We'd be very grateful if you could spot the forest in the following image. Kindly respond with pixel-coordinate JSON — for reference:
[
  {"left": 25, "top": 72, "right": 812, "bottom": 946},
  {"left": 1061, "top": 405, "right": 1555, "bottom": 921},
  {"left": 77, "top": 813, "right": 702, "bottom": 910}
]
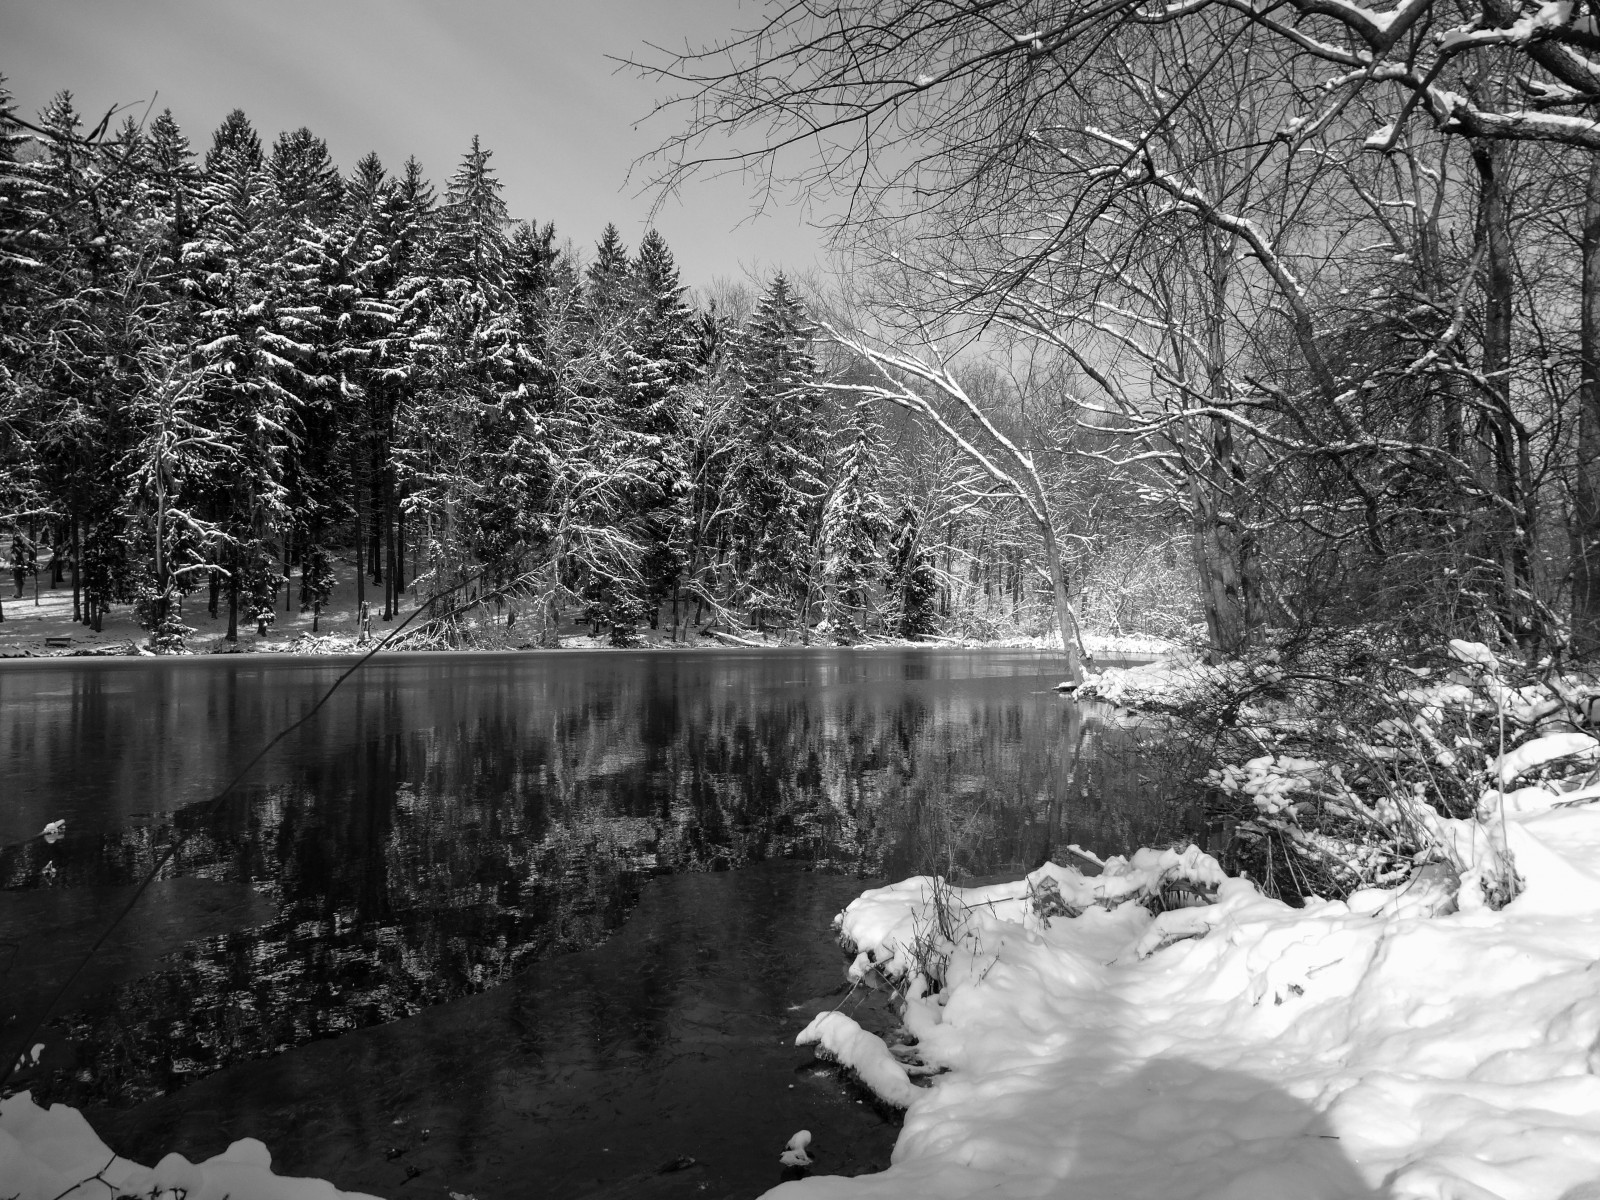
[
  {"left": 619, "top": 0, "right": 1600, "bottom": 903},
  {"left": 6, "top": 0, "right": 1600, "bottom": 678},
  {"left": 631, "top": 0, "right": 1600, "bottom": 675},
  {"left": 0, "top": 76, "right": 1181, "bottom": 656}
]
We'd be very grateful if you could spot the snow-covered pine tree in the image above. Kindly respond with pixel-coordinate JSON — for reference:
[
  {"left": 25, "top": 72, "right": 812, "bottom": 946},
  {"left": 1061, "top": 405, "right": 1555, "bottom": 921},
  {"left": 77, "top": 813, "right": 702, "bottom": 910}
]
[
  {"left": 584, "top": 223, "right": 630, "bottom": 318},
  {"left": 885, "top": 502, "right": 939, "bottom": 639},
  {"left": 409, "top": 136, "right": 542, "bottom": 610},
  {"left": 561, "top": 223, "right": 646, "bottom": 642},
  {"left": 821, "top": 401, "right": 892, "bottom": 643},
  {"left": 726, "top": 273, "right": 826, "bottom": 633},
  {"left": 0, "top": 74, "right": 39, "bottom": 554},
  {"left": 16, "top": 92, "right": 148, "bottom": 630},
  {"left": 142, "top": 110, "right": 200, "bottom": 281},
  {"left": 188, "top": 108, "right": 310, "bottom": 639},
  {"left": 360, "top": 155, "right": 435, "bottom": 615},
  {"left": 266, "top": 127, "right": 345, "bottom": 625},
  {"left": 606, "top": 228, "right": 697, "bottom": 640}
]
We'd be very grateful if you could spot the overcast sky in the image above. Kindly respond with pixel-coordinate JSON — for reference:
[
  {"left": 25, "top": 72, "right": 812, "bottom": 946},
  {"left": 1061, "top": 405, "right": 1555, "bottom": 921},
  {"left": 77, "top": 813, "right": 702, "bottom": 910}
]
[{"left": 0, "top": 0, "right": 828, "bottom": 288}]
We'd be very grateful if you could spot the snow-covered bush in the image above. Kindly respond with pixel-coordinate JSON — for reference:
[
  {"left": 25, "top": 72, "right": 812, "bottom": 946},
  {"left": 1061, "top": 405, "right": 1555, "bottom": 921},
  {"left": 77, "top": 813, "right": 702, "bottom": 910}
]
[{"left": 1096, "top": 629, "right": 1600, "bottom": 908}]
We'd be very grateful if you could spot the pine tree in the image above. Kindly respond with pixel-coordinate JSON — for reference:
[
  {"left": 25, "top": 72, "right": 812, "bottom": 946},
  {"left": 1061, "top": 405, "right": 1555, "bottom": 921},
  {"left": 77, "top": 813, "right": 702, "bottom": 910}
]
[
  {"left": 407, "top": 137, "right": 540, "bottom": 599},
  {"left": 821, "top": 401, "right": 892, "bottom": 642},
  {"left": 594, "top": 228, "right": 698, "bottom": 640},
  {"left": 726, "top": 273, "right": 826, "bottom": 631},
  {"left": 885, "top": 503, "right": 938, "bottom": 639},
  {"left": 584, "top": 222, "right": 630, "bottom": 317},
  {"left": 142, "top": 110, "right": 200, "bottom": 278},
  {"left": 18, "top": 92, "right": 148, "bottom": 629},
  {"left": 267, "top": 126, "right": 345, "bottom": 624},
  {"left": 188, "top": 108, "right": 311, "bottom": 639}
]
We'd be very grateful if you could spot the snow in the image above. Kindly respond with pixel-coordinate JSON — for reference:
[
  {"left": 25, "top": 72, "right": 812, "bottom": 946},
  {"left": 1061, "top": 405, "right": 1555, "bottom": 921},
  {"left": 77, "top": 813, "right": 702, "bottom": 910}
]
[
  {"left": 763, "top": 804, "right": 1600, "bottom": 1199},
  {"left": 0, "top": 560, "right": 1169, "bottom": 659},
  {"left": 1491, "top": 731, "right": 1600, "bottom": 785},
  {"left": 796, "top": 1012, "right": 919, "bottom": 1109},
  {"left": 0, "top": 1092, "right": 382, "bottom": 1200},
  {"left": 781, "top": 1130, "right": 815, "bottom": 1167}
]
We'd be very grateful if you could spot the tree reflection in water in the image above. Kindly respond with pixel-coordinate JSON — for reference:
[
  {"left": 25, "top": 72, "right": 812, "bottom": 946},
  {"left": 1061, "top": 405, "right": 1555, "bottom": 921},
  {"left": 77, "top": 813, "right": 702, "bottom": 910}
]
[{"left": 0, "top": 650, "right": 1190, "bottom": 1109}]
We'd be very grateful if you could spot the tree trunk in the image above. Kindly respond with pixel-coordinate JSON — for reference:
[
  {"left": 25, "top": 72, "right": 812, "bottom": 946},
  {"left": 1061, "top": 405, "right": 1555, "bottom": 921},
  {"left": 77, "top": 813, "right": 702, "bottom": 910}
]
[
  {"left": 384, "top": 469, "right": 397, "bottom": 621},
  {"left": 1575, "top": 154, "right": 1600, "bottom": 658},
  {"left": 1473, "top": 143, "right": 1534, "bottom": 644},
  {"left": 369, "top": 453, "right": 384, "bottom": 585},
  {"left": 1039, "top": 519, "right": 1083, "bottom": 682},
  {"left": 352, "top": 442, "right": 365, "bottom": 611},
  {"left": 71, "top": 519, "right": 81, "bottom": 624},
  {"left": 226, "top": 547, "right": 239, "bottom": 643}
]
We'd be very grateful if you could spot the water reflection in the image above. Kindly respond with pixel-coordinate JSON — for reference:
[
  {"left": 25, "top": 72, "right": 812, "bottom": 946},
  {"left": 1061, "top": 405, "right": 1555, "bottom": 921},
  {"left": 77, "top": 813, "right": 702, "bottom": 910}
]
[{"left": 0, "top": 650, "right": 1186, "bottom": 1112}]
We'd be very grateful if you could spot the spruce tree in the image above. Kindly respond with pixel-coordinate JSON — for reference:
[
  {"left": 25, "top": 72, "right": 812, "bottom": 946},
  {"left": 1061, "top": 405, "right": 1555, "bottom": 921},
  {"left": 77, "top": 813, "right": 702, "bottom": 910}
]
[
  {"left": 726, "top": 273, "right": 825, "bottom": 631},
  {"left": 821, "top": 401, "right": 892, "bottom": 642},
  {"left": 188, "top": 108, "right": 311, "bottom": 638},
  {"left": 885, "top": 503, "right": 939, "bottom": 639}
]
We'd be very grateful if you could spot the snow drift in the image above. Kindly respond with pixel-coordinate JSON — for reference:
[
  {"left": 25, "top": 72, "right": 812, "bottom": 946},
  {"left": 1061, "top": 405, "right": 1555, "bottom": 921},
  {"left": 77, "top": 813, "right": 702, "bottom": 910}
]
[{"left": 772, "top": 802, "right": 1600, "bottom": 1199}]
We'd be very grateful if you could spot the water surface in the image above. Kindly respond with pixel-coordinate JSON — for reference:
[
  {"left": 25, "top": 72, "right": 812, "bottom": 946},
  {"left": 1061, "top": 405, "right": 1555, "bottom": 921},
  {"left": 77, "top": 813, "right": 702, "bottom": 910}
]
[{"left": 0, "top": 648, "right": 1187, "bottom": 1197}]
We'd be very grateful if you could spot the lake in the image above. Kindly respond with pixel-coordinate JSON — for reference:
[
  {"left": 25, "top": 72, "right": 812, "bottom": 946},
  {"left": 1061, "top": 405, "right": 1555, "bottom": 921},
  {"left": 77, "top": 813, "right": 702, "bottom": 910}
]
[{"left": 0, "top": 648, "right": 1193, "bottom": 1198}]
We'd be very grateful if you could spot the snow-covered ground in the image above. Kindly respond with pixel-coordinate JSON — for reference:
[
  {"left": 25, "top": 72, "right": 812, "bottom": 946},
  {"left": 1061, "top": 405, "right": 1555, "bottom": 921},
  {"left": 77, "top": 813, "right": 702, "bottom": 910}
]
[
  {"left": 0, "top": 560, "right": 403, "bottom": 657},
  {"left": 771, "top": 800, "right": 1600, "bottom": 1199},
  {"left": 0, "top": 565, "right": 1174, "bottom": 658}
]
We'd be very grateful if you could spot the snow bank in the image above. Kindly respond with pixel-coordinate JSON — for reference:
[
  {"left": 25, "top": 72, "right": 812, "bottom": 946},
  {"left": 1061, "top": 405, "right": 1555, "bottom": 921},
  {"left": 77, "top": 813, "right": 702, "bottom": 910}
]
[
  {"left": 1072, "top": 653, "right": 1210, "bottom": 709},
  {"left": 0, "top": 1092, "right": 382, "bottom": 1200},
  {"left": 796, "top": 1012, "right": 919, "bottom": 1109},
  {"left": 769, "top": 806, "right": 1600, "bottom": 1199}
]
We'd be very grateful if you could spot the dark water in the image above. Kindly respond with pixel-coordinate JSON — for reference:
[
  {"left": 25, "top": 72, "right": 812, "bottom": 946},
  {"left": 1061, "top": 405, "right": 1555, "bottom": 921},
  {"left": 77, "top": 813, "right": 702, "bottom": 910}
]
[{"left": 0, "top": 649, "right": 1189, "bottom": 1198}]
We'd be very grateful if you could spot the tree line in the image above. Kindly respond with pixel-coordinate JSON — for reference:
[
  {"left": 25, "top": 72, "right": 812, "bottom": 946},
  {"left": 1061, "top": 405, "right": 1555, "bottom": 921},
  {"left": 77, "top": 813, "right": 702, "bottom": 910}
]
[{"left": 0, "top": 81, "right": 1006, "bottom": 648}]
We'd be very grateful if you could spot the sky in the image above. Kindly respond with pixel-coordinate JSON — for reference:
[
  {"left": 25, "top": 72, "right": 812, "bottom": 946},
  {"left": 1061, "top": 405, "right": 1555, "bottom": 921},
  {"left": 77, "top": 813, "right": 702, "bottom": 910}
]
[{"left": 0, "top": 0, "right": 832, "bottom": 289}]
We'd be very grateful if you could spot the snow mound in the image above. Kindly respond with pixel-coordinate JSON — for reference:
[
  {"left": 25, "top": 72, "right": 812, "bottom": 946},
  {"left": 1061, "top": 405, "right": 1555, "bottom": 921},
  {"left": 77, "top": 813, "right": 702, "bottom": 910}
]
[
  {"left": 1072, "top": 655, "right": 1211, "bottom": 709},
  {"left": 0, "top": 1092, "right": 383, "bottom": 1200},
  {"left": 797, "top": 1012, "right": 919, "bottom": 1109},
  {"left": 767, "top": 809, "right": 1600, "bottom": 1199}
]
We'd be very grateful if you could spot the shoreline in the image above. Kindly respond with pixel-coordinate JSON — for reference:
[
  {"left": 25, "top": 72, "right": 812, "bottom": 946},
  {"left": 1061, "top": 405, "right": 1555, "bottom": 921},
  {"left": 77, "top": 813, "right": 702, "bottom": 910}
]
[{"left": 0, "top": 622, "right": 1172, "bottom": 666}]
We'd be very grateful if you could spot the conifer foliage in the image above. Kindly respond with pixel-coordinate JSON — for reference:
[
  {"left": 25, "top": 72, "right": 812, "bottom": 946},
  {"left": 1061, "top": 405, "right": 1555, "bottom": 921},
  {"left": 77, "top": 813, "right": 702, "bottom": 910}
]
[{"left": 0, "top": 83, "right": 1057, "bottom": 648}]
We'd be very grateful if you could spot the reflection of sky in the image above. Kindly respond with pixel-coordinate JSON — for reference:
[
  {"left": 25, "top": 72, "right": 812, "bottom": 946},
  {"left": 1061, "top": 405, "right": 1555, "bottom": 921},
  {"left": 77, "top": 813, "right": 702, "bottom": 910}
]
[{"left": 0, "top": 0, "right": 831, "bottom": 286}]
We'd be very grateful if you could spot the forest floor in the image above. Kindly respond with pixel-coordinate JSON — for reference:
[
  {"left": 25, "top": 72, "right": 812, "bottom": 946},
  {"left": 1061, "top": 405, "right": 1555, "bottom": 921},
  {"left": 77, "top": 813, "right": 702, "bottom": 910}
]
[{"left": 0, "top": 561, "right": 1173, "bottom": 660}]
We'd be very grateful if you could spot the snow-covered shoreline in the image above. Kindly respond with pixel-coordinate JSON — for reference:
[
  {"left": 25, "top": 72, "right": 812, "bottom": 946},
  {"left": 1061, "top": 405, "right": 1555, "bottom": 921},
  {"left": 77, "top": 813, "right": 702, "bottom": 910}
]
[
  {"left": 768, "top": 806, "right": 1600, "bottom": 1198},
  {"left": 0, "top": 1093, "right": 382, "bottom": 1200},
  {"left": 0, "top": 628, "right": 1171, "bottom": 662}
]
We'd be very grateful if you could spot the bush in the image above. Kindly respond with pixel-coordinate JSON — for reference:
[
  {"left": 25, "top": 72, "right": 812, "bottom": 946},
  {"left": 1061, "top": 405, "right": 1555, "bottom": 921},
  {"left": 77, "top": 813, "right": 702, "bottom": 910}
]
[{"left": 1163, "top": 629, "right": 1599, "bottom": 908}]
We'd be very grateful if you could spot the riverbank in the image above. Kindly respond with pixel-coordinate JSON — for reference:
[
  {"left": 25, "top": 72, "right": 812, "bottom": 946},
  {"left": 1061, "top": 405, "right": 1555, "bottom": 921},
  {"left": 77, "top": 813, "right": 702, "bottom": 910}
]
[
  {"left": 0, "top": 565, "right": 1173, "bottom": 661},
  {"left": 772, "top": 795, "right": 1600, "bottom": 1198}
]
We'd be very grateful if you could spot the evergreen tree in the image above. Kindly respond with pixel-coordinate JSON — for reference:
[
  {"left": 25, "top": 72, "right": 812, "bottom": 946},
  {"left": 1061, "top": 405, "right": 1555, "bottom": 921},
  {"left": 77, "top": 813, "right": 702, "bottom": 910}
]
[
  {"left": 726, "top": 273, "right": 825, "bottom": 630},
  {"left": 142, "top": 110, "right": 200, "bottom": 279},
  {"left": 188, "top": 108, "right": 311, "bottom": 638},
  {"left": 359, "top": 155, "right": 435, "bottom": 616},
  {"left": 821, "top": 401, "right": 892, "bottom": 643},
  {"left": 885, "top": 503, "right": 938, "bottom": 639},
  {"left": 588, "top": 228, "right": 699, "bottom": 641},
  {"left": 407, "top": 137, "right": 540, "bottom": 598},
  {"left": 19, "top": 92, "right": 147, "bottom": 629},
  {"left": 267, "top": 126, "right": 344, "bottom": 621},
  {"left": 584, "top": 222, "right": 630, "bottom": 316}
]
